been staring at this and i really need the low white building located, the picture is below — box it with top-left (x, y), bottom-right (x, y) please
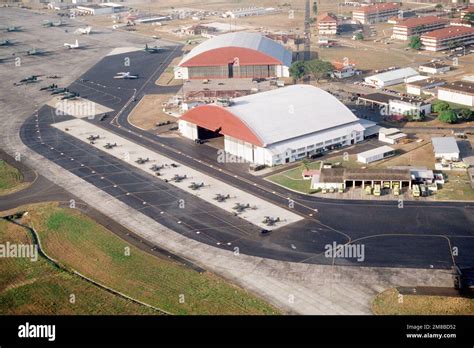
top-left (388, 98), bottom-right (432, 119)
top-left (418, 62), bottom-right (451, 75)
top-left (179, 85), bottom-right (374, 166)
top-left (364, 68), bottom-right (419, 88)
top-left (438, 81), bottom-right (474, 107)
top-left (432, 137), bottom-right (460, 162)
top-left (378, 128), bottom-right (407, 144)
top-left (406, 78), bottom-right (446, 96)
top-left (357, 146), bottom-right (396, 164)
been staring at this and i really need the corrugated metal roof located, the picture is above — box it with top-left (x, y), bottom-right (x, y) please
top-left (432, 137), bottom-right (460, 154)
top-left (178, 32), bottom-right (292, 67)
top-left (367, 67), bottom-right (419, 83)
top-left (228, 85), bottom-right (361, 146)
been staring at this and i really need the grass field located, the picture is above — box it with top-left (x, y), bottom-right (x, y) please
top-left (6, 203), bottom-right (279, 315)
top-left (433, 172), bottom-right (474, 201)
top-left (266, 161), bottom-right (321, 194)
top-left (0, 219), bottom-right (157, 315)
top-left (372, 288), bottom-right (474, 315)
top-left (0, 160), bottom-right (27, 195)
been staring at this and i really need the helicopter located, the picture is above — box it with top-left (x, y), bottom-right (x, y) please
top-left (135, 157), bottom-right (150, 164)
top-left (262, 216), bottom-right (280, 226)
top-left (87, 135), bottom-right (100, 141)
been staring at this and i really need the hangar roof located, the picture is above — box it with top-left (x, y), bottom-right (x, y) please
top-left (178, 32), bottom-right (292, 68)
top-left (431, 137), bottom-right (460, 154)
top-left (180, 85), bottom-right (363, 147)
top-left (366, 67), bottom-right (419, 83)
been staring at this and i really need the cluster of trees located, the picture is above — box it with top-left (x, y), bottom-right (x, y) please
top-left (289, 59), bottom-right (335, 82)
top-left (408, 35), bottom-right (422, 50)
top-left (433, 100), bottom-right (473, 124)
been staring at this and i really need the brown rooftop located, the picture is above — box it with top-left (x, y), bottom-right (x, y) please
top-left (320, 168), bottom-right (411, 183)
top-left (438, 81), bottom-right (474, 95)
top-left (394, 16), bottom-right (447, 29)
top-left (406, 78), bottom-right (445, 88)
top-left (421, 26), bottom-right (474, 40)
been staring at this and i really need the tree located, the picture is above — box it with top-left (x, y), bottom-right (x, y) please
top-left (289, 61), bottom-right (307, 81)
top-left (433, 100), bottom-right (451, 113)
top-left (463, 12), bottom-right (474, 24)
top-left (435, 3), bottom-right (443, 11)
top-left (438, 110), bottom-right (457, 124)
top-left (313, 1), bottom-right (318, 15)
top-left (458, 108), bottom-right (473, 121)
top-left (354, 32), bottom-right (364, 41)
top-left (305, 59), bottom-right (334, 82)
top-left (408, 35), bottom-right (422, 50)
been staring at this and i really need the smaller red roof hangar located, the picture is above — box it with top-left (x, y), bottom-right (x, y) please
top-left (179, 105), bottom-right (264, 146)
top-left (179, 47), bottom-right (283, 67)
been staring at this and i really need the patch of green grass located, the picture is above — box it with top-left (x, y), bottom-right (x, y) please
top-left (0, 219), bottom-right (157, 315)
top-left (22, 203), bottom-right (280, 315)
top-left (372, 288), bottom-right (474, 315)
top-left (266, 161), bottom-right (321, 194)
top-left (0, 160), bottom-right (24, 194)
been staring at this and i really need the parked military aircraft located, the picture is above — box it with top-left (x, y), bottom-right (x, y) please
top-left (61, 91), bottom-right (79, 100)
top-left (214, 194), bottom-right (230, 202)
top-left (26, 47), bottom-right (44, 56)
top-left (43, 20), bottom-right (66, 27)
top-left (39, 83), bottom-right (58, 91)
top-left (171, 174), bottom-right (187, 182)
top-left (114, 72), bottom-right (139, 79)
top-left (64, 40), bottom-right (79, 49)
top-left (135, 157), bottom-right (150, 164)
top-left (75, 26), bottom-right (92, 35)
top-left (262, 216), bottom-right (280, 226)
top-left (150, 164), bottom-right (164, 172)
top-left (144, 44), bottom-right (163, 53)
top-left (51, 87), bottom-right (68, 95)
top-left (232, 203), bottom-right (253, 213)
top-left (188, 182), bottom-right (204, 190)
top-left (103, 143), bottom-right (117, 149)
top-left (87, 135), bottom-right (100, 141)
top-left (6, 26), bottom-right (22, 32)
top-left (0, 39), bottom-right (12, 46)
top-left (19, 75), bottom-right (40, 83)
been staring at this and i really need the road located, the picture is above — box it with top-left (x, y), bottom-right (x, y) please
top-left (19, 44), bottom-right (474, 270)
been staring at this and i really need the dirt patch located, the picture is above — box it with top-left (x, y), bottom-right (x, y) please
top-left (128, 94), bottom-right (177, 131)
top-left (156, 56), bottom-right (183, 87)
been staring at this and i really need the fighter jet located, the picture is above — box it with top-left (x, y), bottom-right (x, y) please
top-left (61, 91), bottom-right (79, 100)
top-left (6, 26), bottom-right (22, 32)
top-left (51, 87), bottom-right (68, 95)
top-left (0, 39), bottom-right (12, 46)
top-left (214, 194), bottom-right (230, 202)
top-left (64, 40), bottom-right (79, 49)
top-left (39, 83), bottom-right (58, 91)
top-left (19, 75), bottom-right (40, 83)
top-left (135, 157), bottom-right (150, 164)
top-left (262, 216), bottom-right (280, 226)
top-left (144, 44), bottom-right (163, 53)
top-left (87, 135), bottom-right (100, 141)
top-left (48, 75), bottom-right (61, 79)
top-left (114, 72), bottom-right (139, 79)
top-left (43, 20), bottom-right (66, 27)
top-left (26, 47), bottom-right (44, 56)
top-left (103, 143), bottom-right (117, 149)
top-left (188, 182), bottom-right (204, 190)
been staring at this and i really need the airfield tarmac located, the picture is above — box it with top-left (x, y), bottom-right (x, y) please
top-left (17, 48), bottom-right (474, 269)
